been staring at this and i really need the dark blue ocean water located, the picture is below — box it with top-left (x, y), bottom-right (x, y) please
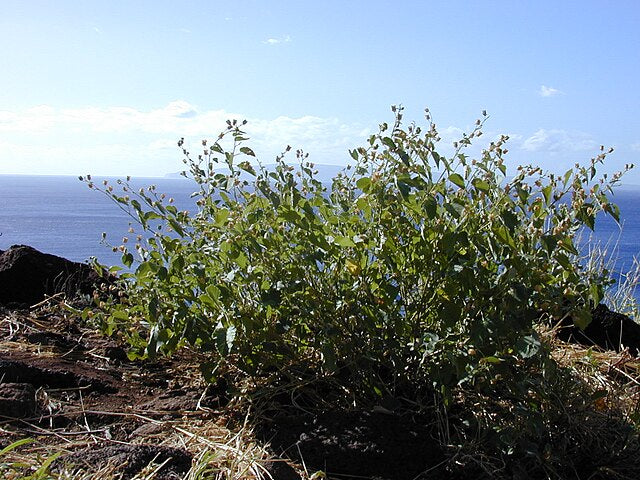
top-left (1, 174), bottom-right (639, 300)
top-left (0, 175), bottom-right (197, 267)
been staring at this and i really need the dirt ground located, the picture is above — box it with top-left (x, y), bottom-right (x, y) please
top-left (0, 306), bottom-right (215, 478)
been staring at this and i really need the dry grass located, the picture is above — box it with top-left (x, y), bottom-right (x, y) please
top-left (1, 407), bottom-right (302, 480)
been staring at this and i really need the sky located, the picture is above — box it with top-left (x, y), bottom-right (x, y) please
top-left (0, 0), bottom-right (639, 182)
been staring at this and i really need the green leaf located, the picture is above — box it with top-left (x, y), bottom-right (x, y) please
top-left (540, 235), bottom-right (558, 254)
top-left (494, 225), bottom-right (515, 248)
top-left (34, 450), bottom-right (62, 476)
top-left (579, 203), bottom-right (596, 230)
top-left (556, 253), bottom-right (572, 270)
top-left (334, 236), bottom-right (356, 247)
top-left (122, 252), bottom-right (134, 268)
top-left (148, 297), bottom-right (159, 320)
top-left (382, 137), bottom-right (396, 149)
top-left (199, 294), bottom-right (216, 308)
top-left (240, 146), bottom-right (256, 157)
top-left (604, 202), bottom-right (621, 223)
top-left (481, 356), bottom-right (503, 364)
top-left (168, 218), bottom-right (185, 236)
top-left (590, 389), bottom-right (608, 402)
top-left (396, 178), bottom-right (411, 198)
top-left (356, 177), bottom-right (372, 192)
top-left (214, 209), bottom-right (230, 227)
top-left (589, 283), bottom-right (603, 305)
top-left (322, 344), bottom-right (338, 372)
top-left (471, 178), bottom-right (490, 192)
top-left (432, 151), bottom-right (442, 168)
top-left (448, 173), bottom-right (465, 188)
top-left (234, 251), bottom-right (248, 269)
top-left (239, 161), bottom-right (256, 176)
top-left (542, 184), bottom-right (553, 205)
top-left (281, 209), bottom-right (302, 223)
top-left (111, 310), bottom-right (129, 322)
top-left (559, 237), bottom-right (579, 255)
top-left (206, 285), bottom-right (220, 300)
top-left (157, 266), bottom-right (168, 280)
top-left (345, 258), bottom-right (361, 275)
top-left (144, 211), bottom-right (162, 222)
top-left (501, 210), bottom-right (518, 232)
top-left (444, 201), bottom-right (464, 218)
top-left (136, 261), bottom-right (154, 278)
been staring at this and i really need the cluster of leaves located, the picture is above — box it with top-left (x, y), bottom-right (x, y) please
top-left (82, 107), bottom-right (629, 404)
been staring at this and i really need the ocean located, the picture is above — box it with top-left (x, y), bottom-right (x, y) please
top-left (1, 174), bottom-right (639, 301)
top-left (0, 175), bottom-right (197, 267)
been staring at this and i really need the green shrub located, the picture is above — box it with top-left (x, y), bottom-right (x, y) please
top-left (83, 107), bottom-right (630, 401)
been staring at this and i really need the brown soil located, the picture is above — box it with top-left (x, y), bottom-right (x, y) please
top-left (0, 307), bottom-right (211, 478)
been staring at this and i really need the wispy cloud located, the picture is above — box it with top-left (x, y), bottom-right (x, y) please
top-left (521, 128), bottom-right (595, 153)
top-left (539, 85), bottom-right (563, 97)
top-left (631, 142), bottom-right (640, 152)
top-left (0, 101), bottom-right (368, 175)
top-left (263, 35), bottom-right (291, 45)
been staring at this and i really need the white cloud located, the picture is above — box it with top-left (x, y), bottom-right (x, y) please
top-left (631, 142), bottom-right (640, 152)
top-left (521, 129), bottom-right (596, 153)
top-left (263, 35), bottom-right (291, 45)
top-left (539, 85), bottom-right (563, 97)
top-left (439, 126), bottom-right (465, 143)
top-left (0, 101), bottom-right (367, 176)
top-left (0, 101), bottom-right (223, 135)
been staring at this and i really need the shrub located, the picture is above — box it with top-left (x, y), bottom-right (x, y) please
top-left (83, 107), bottom-right (630, 402)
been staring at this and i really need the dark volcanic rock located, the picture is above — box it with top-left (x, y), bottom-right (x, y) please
top-left (0, 382), bottom-right (37, 418)
top-left (0, 245), bottom-right (107, 308)
top-left (560, 304), bottom-right (640, 355)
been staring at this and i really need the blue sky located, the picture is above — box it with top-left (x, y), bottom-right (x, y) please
top-left (1, 0), bottom-right (639, 182)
